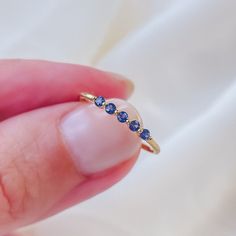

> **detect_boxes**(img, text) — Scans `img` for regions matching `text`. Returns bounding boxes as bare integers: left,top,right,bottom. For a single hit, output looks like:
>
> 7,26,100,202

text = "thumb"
0,97,141,234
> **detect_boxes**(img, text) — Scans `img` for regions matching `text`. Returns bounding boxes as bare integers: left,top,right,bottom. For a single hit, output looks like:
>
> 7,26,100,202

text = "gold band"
80,92,160,155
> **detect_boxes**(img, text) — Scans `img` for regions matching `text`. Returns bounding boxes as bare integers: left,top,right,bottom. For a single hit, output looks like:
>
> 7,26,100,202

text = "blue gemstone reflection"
95,96,105,107
140,129,151,140
129,120,140,132
117,111,128,123
105,103,116,114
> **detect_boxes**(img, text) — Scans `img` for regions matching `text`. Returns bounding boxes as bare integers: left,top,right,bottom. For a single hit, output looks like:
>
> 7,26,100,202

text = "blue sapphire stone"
117,111,128,123
140,129,151,140
129,120,140,132
105,103,116,114
95,96,105,107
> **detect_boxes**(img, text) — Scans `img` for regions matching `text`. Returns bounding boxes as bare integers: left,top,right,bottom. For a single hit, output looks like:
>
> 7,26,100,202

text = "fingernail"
108,72,135,97
60,99,141,175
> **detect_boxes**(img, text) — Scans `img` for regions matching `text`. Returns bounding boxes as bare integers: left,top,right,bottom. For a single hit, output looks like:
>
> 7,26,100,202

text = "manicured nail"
60,99,141,175
108,72,134,97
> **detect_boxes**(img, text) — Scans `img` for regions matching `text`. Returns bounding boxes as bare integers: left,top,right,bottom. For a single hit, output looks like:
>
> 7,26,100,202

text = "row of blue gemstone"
94,96,151,141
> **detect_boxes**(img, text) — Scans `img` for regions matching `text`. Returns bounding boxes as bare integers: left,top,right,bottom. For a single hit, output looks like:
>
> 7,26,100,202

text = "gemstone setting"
129,120,140,132
93,96,152,142
80,93,160,154
140,129,151,140
117,111,128,123
105,103,116,114
94,96,105,107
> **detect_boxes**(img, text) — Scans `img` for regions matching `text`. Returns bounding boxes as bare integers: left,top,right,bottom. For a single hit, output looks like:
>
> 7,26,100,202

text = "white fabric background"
0,0,235,235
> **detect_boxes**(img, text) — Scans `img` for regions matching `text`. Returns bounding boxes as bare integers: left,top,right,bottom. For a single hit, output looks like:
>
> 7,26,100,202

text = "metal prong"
126,119,130,125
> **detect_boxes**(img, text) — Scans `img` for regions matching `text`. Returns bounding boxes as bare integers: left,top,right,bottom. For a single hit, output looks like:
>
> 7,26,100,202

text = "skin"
0,60,141,235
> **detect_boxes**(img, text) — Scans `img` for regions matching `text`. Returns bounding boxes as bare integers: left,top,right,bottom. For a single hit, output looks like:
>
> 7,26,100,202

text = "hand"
0,60,140,235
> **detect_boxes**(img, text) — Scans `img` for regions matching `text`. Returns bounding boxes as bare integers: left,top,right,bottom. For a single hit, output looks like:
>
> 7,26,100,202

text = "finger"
0,98,141,234
0,59,133,120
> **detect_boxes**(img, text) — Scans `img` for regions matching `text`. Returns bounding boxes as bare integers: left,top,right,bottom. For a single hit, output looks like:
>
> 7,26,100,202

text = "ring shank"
142,139,160,154
80,92,96,102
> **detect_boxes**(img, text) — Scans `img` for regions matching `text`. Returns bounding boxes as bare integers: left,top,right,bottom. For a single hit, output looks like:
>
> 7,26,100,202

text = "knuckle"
0,129,42,233
0,160,29,220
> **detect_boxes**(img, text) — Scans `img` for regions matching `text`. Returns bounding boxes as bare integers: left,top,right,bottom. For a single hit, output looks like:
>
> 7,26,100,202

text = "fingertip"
106,72,135,98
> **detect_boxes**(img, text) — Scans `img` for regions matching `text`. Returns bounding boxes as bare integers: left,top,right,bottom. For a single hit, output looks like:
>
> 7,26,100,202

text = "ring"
80,92,160,155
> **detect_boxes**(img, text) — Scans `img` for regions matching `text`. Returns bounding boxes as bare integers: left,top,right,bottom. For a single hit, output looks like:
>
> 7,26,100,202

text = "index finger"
0,59,133,120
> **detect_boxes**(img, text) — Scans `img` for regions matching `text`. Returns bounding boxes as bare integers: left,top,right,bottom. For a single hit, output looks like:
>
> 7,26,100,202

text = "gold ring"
80,92,160,155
